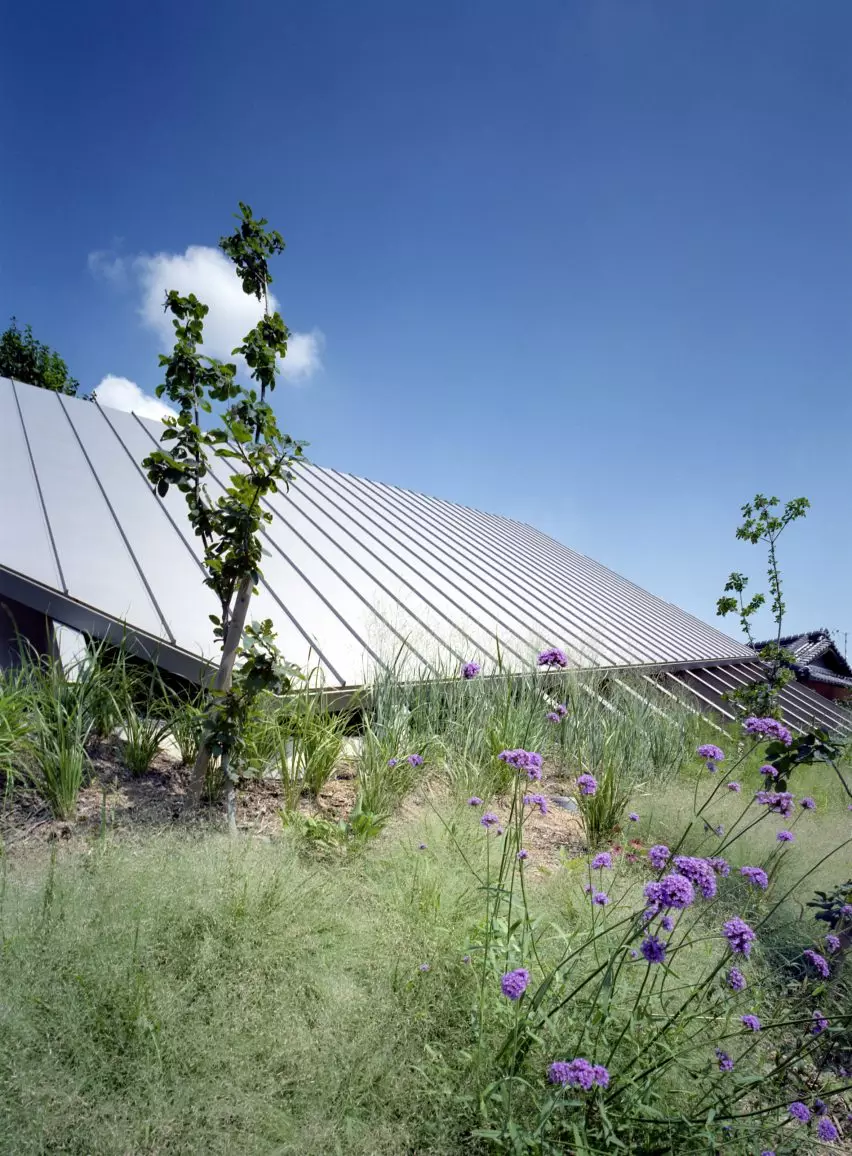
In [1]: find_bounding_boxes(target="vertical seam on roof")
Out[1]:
[384,477,662,664]
[9,378,68,594]
[255,486,447,674]
[344,469,630,667]
[258,480,483,671]
[515,516,751,659]
[102,409,209,577]
[285,468,534,666]
[130,414,349,687]
[354,472,637,666]
[56,394,177,645]
[303,466,601,665]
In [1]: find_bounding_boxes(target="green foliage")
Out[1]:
[575,760,633,848]
[356,724,425,818]
[281,799,387,848]
[807,878,852,933]
[120,706,170,776]
[165,693,206,765]
[142,204,308,812]
[25,683,92,818]
[716,493,810,717]
[0,317,83,396]
[0,676,29,801]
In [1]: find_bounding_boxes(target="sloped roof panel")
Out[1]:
[0,377,756,686]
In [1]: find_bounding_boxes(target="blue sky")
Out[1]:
[2,0,850,647]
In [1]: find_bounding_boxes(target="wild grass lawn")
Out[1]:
[1,654,851,1153]
[1,766,850,1154]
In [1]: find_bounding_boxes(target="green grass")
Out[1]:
[2,787,849,1155]
[0,829,485,1155]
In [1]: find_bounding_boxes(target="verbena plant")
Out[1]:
[440,718,852,1153]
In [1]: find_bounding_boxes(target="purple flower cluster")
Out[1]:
[672,856,717,899]
[387,758,398,768]
[800,796,816,810]
[538,648,568,668]
[467,796,482,806]
[715,1048,734,1072]
[788,1102,811,1123]
[740,866,769,890]
[644,873,695,911]
[722,917,757,957]
[523,793,548,815]
[776,830,795,843]
[498,749,543,780]
[740,1014,761,1032]
[825,934,841,954]
[759,764,779,779]
[546,703,568,722]
[660,915,674,931]
[707,857,730,877]
[407,754,424,767]
[727,966,747,991]
[592,891,610,906]
[480,811,500,829]
[545,712,560,723]
[576,774,598,796]
[461,661,481,680]
[500,968,530,1000]
[754,789,795,818]
[548,1057,609,1090]
[648,844,671,869]
[811,1010,829,1035]
[641,935,667,964]
[817,1118,839,1142]
[697,743,725,765]
[726,781,741,793]
[517,849,529,862]
[628,812,639,822]
[744,717,792,746]
[803,949,830,978]
[590,852,612,870]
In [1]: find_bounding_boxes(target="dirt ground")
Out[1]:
[1,739,586,869]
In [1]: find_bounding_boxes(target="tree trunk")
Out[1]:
[185,573,255,809]
[222,750,237,836]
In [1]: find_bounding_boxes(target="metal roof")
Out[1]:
[0,376,757,687]
[660,660,851,736]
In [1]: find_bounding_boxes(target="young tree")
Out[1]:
[0,317,82,396]
[716,493,810,717]
[143,204,306,830]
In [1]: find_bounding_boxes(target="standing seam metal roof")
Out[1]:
[0,376,757,687]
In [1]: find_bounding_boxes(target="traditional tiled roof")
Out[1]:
[754,631,852,688]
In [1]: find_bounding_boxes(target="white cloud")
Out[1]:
[94,375,176,421]
[87,250,128,287]
[90,242,323,383]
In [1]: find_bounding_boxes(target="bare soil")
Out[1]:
[1,741,585,870]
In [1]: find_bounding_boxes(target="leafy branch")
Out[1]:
[143,204,306,829]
